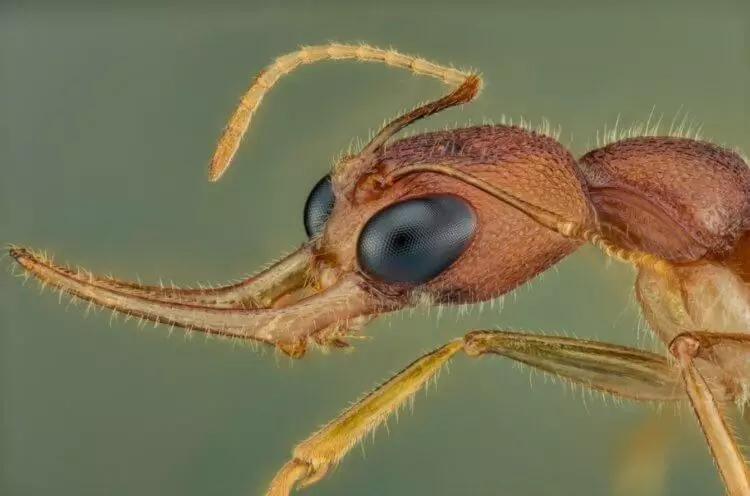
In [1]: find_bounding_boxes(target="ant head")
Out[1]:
[310,125,591,310]
[10,44,593,357]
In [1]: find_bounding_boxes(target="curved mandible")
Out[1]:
[208,43,480,181]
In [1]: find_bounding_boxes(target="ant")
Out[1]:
[9,43,750,495]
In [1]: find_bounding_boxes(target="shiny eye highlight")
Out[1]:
[303,174,335,237]
[357,195,477,284]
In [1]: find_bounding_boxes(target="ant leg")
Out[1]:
[266,331,684,495]
[267,339,465,496]
[462,330,683,400]
[669,331,750,496]
[637,263,750,495]
[210,43,480,180]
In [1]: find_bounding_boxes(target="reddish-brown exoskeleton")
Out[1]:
[9,44,750,495]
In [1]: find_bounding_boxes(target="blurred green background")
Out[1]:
[2,1,748,495]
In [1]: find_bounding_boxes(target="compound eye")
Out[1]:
[303,174,335,237]
[357,195,477,284]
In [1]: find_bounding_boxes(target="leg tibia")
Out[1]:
[266,339,464,495]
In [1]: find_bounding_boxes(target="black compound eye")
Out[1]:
[357,195,477,285]
[303,174,335,237]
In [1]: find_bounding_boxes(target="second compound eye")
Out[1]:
[303,174,335,237]
[357,195,477,285]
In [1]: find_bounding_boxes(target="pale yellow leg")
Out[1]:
[265,330,684,495]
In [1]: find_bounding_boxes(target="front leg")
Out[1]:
[267,330,685,495]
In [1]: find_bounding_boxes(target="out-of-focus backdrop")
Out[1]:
[2,1,748,495]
